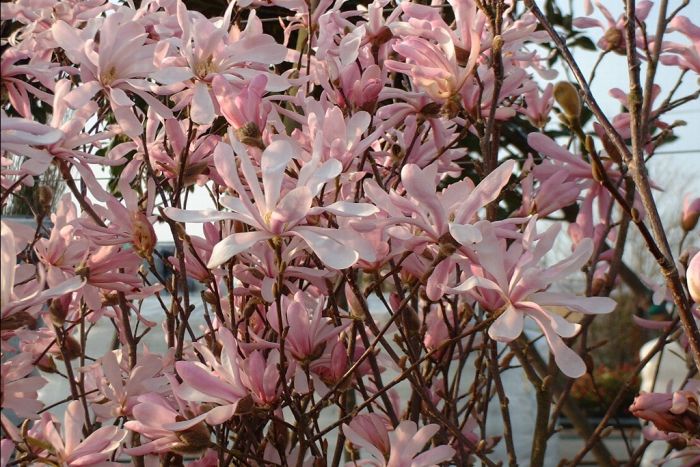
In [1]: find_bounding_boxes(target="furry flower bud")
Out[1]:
[554,81,581,121]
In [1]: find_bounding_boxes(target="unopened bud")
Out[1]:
[492,35,504,54]
[681,197,700,231]
[201,289,218,305]
[36,355,58,373]
[131,211,156,260]
[599,132,623,165]
[173,421,211,455]
[55,336,82,361]
[0,311,37,332]
[584,135,596,156]
[591,159,605,183]
[631,207,641,223]
[36,185,53,214]
[48,298,68,326]
[345,283,365,320]
[554,81,581,120]
[603,28,625,54]
[236,123,264,149]
[74,264,90,279]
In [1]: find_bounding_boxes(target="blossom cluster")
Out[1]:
[1,0,699,465]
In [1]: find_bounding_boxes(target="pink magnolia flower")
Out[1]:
[293,99,376,169]
[0,352,46,419]
[450,220,616,378]
[336,63,383,111]
[239,349,282,407]
[212,74,270,134]
[34,194,90,287]
[124,393,212,456]
[345,419,456,467]
[522,83,554,129]
[342,413,391,461]
[73,245,144,312]
[1,220,83,326]
[0,114,64,187]
[385,35,475,103]
[365,160,516,252]
[519,155,583,217]
[27,400,127,466]
[84,350,168,420]
[660,16,700,74]
[630,390,700,436]
[151,4,287,125]
[573,1,653,53]
[0,48,56,118]
[172,327,249,426]
[78,176,157,259]
[309,339,350,396]
[165,130,377,269]
[267,291,348,362]
[52,8,173,137]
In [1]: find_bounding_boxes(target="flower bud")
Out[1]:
[201,289,218,305]
[236,122,265,149]
[492,35,504,54]
[173,421,211,455]
[36,185,53,215]
[36,355,58,373]
[54,335,82,361]
[630,391,700,436]
[345,283,365,320]
[591,156,606,183]
[131,211,156,260]
[603,28,625,54]
[687,252,700,304]
[48,297,68,326]
[681,196,700,231]
[0,311,37,332]
[554,81,581,121]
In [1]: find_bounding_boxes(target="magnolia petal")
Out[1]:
[150,67,194,85]
[449,223,482,245]
[292,227,358,269]
[190,82,215,125]
[342,424,386,463]
[207,231,271,268]
[271,186,313,230]
[488,304,524,342]
[261,140,295,209]
[163,207,244,223]
[411,445,456,467]
[529,311,587,378]
[456,159,515,224]
[529,292,616,315]
[315,201,379,217]
[426,259,451,301]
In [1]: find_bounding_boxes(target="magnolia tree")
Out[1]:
[1,0,699,465]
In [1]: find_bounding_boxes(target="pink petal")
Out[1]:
[488,304,524,342]
[207,231,271,268]
[292,227,359,269]
[190,82,215,125]
[261,140,295,209]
